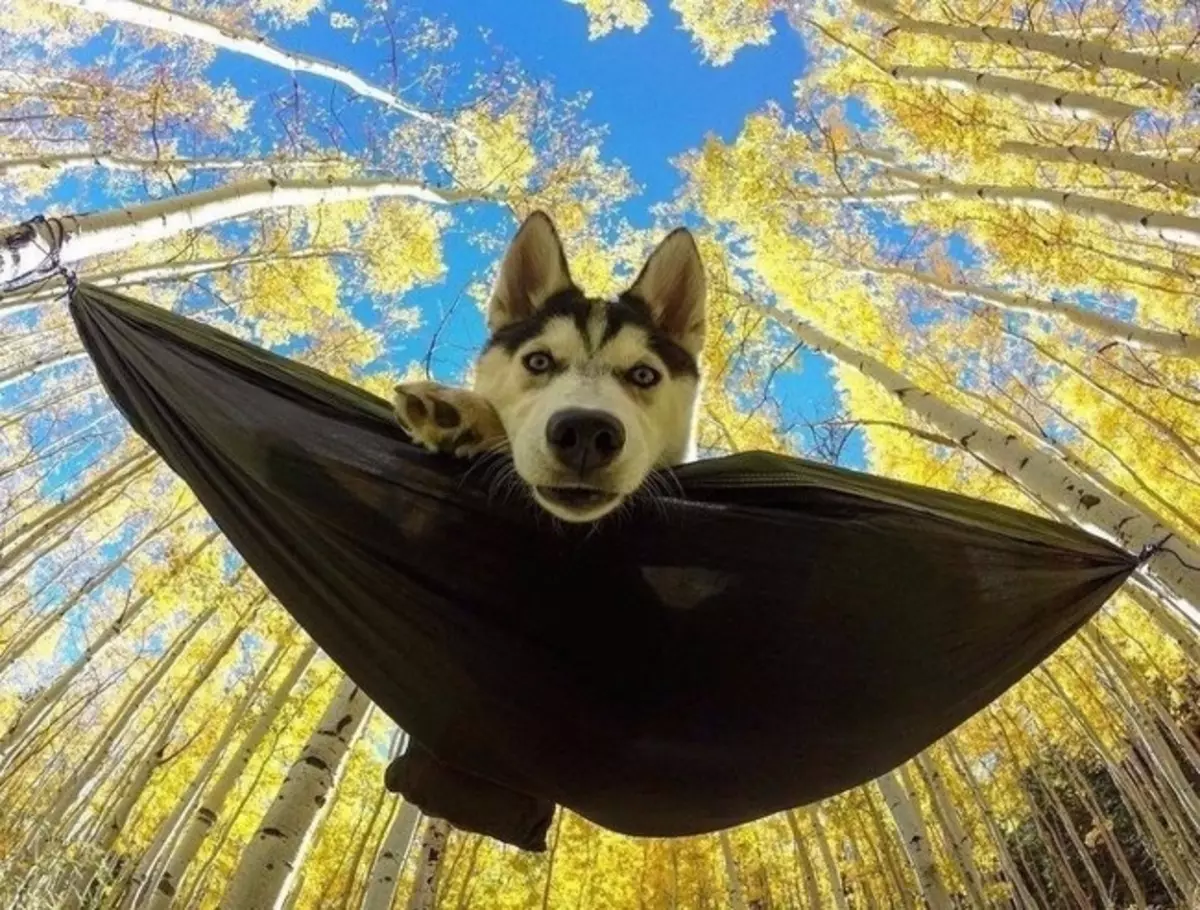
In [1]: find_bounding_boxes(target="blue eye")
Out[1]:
[627,364,661,388]
[523,352,555,374]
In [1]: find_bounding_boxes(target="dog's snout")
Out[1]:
[546,408,626,473]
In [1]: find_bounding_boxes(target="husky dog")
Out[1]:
[393,211,706,523]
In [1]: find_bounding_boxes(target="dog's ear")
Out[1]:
[488,212,575,331]
[628,228,706,355]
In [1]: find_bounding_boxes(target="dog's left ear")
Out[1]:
[488,212,575,332]
[628,228,706,355]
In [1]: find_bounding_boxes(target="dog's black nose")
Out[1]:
[546,409,626,473]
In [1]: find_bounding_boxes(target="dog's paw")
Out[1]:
[393,381,505,458]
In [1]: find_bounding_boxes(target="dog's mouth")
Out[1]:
[534,485,621,521]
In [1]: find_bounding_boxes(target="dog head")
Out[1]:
[475,212,706,522]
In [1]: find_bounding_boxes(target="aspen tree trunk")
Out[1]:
[818,175,1200,249]
[0,349,89,393]
[0,410,118,484]
[122,641,287,910]
[998,141,1200,195]
[755,300,1200,617]
[1041,675,1195,902]
[844,816,883,910]
[783,810,823,909]
[844,805,882,910]
[0,506,191,671]
[40,601,222,834]
[860,792,916,909]
[856,261,1199,357]
[147,639,318,909]
[0,449,156,568]
[42,0,458,130]
[90,604,261,857]
[1025,752,1114,908]
[0,153,345,178]
[219,673,370,910]
[1039,670,1200,898]
[328,718,393,910]
[914,752,988,908]
[808,806,851,910]
[1127,583,1200,661]
[0,532,222,770]
[0,178,476,289]
[0,540,103,634]
[972,384,1200,541]
[0,378,101,433]
[1011,331,1200,476]
[877,770,954,910]
[0,246,357,317]
[450,836,485,910]
[1123,750,1200,886]
[886,65,1138,120]
[359,801,422,910]
[1056,752,1148,909]
[717,830,751,910]
[942,737,1039,909]
[1083,633,1200,831]
[854,0,1200,91]
[404,817,451,910]
[0,505,120,603]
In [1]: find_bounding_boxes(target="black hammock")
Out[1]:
[68,283,1136,851]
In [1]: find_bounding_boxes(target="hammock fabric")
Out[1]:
[69,282,1137,851]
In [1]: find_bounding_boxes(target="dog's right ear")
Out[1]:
[487,212,575,332]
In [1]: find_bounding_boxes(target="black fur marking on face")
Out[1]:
[487,288,591,353]
[605,293,698,378]
[486,289,699,378]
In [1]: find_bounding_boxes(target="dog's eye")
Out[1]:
[523,351,555,374]
[626,364,661,388]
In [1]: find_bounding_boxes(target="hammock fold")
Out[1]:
[68,283,1136,850]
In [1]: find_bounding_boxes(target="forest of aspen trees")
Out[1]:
[1,0,1199,907]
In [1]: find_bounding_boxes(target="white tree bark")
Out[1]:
[43,0,459,131]
[0,153,347,178]
[0,531,221,768]
[122,640,286,910]
[808,807,850,910]
[147,638,319,910]
[0,449,156,567]
[0,177,478,289]
[754,299,1200,619]
[91,603,261,858]
[0,246,356,317]
[42,601,221,834]
[359,800,423,910]
[887,65,1139,120]
[784,810,823,909]
[218,672,370,910]
[877,770,954,910]
[941,738,1039,909]
[0,506,191,672]
[858,261,1199,357]
[855,0,1200,91]
[1039,670,1200,898]
[717,830,750,910]
[404,817,451,910]
[819,171,1200,249]
[998,141,1200,195]
[0,349,90,393]
[913,753,987,908]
